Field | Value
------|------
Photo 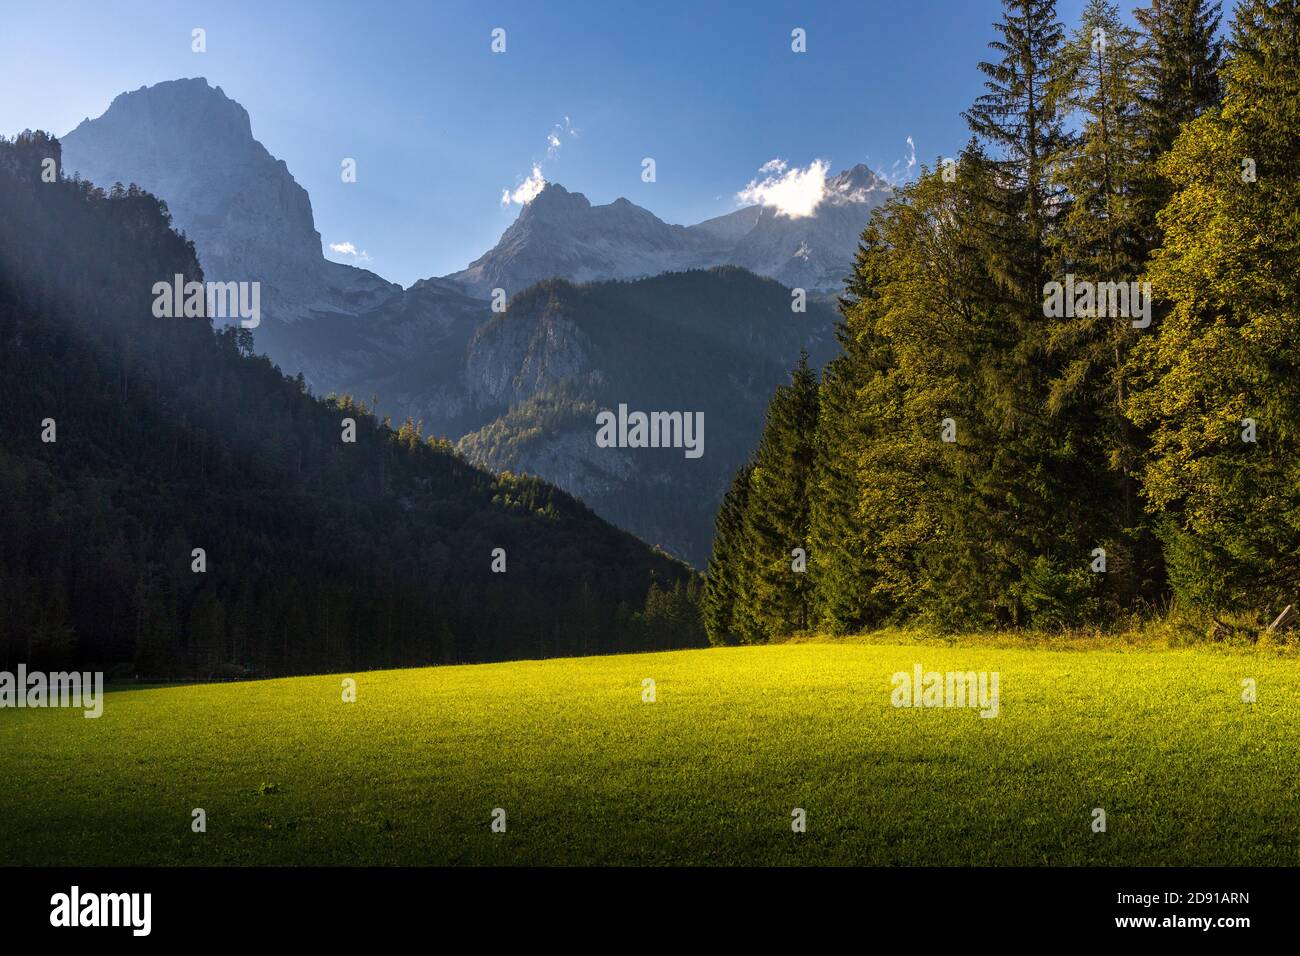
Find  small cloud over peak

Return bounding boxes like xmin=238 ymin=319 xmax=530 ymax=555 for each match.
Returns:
xmin=545 ymin=116 xmax=579 ymax=157
xmin=501 ymin=164 xmax=547 ymax=206
xmin=503 ymin=117 xmax=577 ymax=207
xmin=736 ymin=158 xmax=832 ymax=218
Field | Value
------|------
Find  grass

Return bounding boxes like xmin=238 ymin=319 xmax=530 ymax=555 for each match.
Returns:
xmin=1 ymin=638 xmax=1297 ymax=865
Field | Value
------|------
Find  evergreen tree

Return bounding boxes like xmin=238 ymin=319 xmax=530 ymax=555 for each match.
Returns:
xmin=962 ymin=0 xmax=1068 ymax=289
xmin=847 ymin=152 xmax=1080 ymax=628
xmin=703 ymin=462 xmax=753 ymax=645
xmin=960 ymin=1 xmax=1100 ymax=626
xmin=732 ymin=353 xmax=819 ymax=642
xmin=1049 ymin=0 xmax=1160 ymax=605
xmin=1134 ymin=0 xmax=1224 ymax=244
xmin=807 ymin=302 xmax=877 ymax=631
xmin=1135 ymin=0 xmax=1224 ymax=156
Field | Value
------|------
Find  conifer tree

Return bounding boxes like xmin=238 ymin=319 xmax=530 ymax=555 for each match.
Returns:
xmin=960 ymin=1 xmax=1102 ymax=624
xmin=807 ymin=248 xmax=882 ymax=634
xmin=963 ymin=0 xmax=1068 ymax=290
xmin=732 ymin=353 xmax=820 ymax=642
xmin=1049 ymin=0 xmax=1159 ymax=603
xmin=857 ymin=151 xmax=1076 ymax=627
xmin=1133 ymin=0 xmax=1224 ymax=241
xmin=1135 ymin=0 xmax=1224 ymax=156
xmin=703 ymin=462 xmax=753 ymax=645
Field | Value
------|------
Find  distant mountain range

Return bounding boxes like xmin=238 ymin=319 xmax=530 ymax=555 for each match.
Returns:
xmin=445 ymin=163 xmax=888 ymax=297
xmin=59 ymin=77 xmax=887 ymax=565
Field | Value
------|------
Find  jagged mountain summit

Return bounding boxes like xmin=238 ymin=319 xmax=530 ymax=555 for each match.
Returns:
xmin=60 ymin=78 xmax=400 ymax=325
xmin=442 ymin=165 xmax=891 ymax=298
xmin=443 ymin=183 xmax=722 ymax=298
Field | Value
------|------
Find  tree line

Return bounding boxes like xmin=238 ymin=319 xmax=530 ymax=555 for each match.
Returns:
xmin=706 ymin=0 xmax=1299 ymax=642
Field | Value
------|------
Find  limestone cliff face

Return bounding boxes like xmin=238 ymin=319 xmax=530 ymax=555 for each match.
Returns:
xmin=453 ymin=272 xmax=841 ymax=566
xmin=61 ymin=77 xmax=399 ymax=330
xmin=465 ymin=296 xmax=596 ymax=407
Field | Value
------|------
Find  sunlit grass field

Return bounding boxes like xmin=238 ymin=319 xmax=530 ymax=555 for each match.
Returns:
xmin=2 ymin=639 xmax=1297 ymax=865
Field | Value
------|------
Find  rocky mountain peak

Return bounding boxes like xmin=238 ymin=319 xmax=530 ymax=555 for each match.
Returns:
xmin=825 ymin=163 xmax=891 ymax=204
xmin=524 ymin=181 xmax=590 ymax=214
xmin=60 ymin=77 xmax=398 ymax=326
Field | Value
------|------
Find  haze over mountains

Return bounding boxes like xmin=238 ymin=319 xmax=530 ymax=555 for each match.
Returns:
xmin=59 ymin=77 xmax=888 ymax=565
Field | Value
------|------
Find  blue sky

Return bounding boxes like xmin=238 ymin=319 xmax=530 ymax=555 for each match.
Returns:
xmin=1 ymin=0 xmax=1099 ymax=287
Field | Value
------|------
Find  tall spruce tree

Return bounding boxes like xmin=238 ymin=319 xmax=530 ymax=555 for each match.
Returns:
xmin=1049 ymin=0 xmax=1160 ymax=606
xmin=807 ymin=246 xmax=885 ymax=634
xmin=961 ymin=0 xmax=1105 ymax=625
xmin=816 ymin=149 xmax=1057 ymax=630
xmin=731 ymin=352 xmax=820 ymax=642
xmin=1134 ymin=0 xmax=1224 ymax=244
xmin=1135 ymin=0 xmax=1224 ymax=155
xmin=703 ymin=462 xmax=753 ymax=645
xmin=963 ymin=0 xmax=1068 ymax=289
xmin=1127 ymin=0 xmax=1300 ymax=611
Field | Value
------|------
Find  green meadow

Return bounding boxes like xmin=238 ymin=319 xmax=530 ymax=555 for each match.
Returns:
xmin=2 ymin=639 xmax=1296 ymax=866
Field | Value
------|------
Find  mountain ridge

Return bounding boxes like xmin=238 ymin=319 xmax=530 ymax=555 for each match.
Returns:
xmin=441 ymin=167 xmax=890 ymax=298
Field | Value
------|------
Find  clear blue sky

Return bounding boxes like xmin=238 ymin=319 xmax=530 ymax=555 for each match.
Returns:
xmin=1 ymin=0 xmax=1100 ymax=287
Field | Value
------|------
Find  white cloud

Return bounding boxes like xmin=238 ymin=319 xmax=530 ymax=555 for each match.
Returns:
xmin=884 ymin=136 xmax=917 ymax=186
xmin=501 ymin=164 xmax=547 ymax=206
xmin=502 ymin=118 xmax=578 ymax=206
xmin=327 ymin=241 xmax=371 ymax=262
xmin=544 ymin=116 xmax=579 ymax=158
xmin=736 ymin=158 xmax=831 ymax=218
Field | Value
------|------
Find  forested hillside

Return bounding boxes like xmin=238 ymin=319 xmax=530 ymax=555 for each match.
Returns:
xmin=0 ymin=132 xmax=702 ymax=677
xmin=706 ymin=0 xmax=1299 ymax=643
xmin=456 ymin=268 xmax=840 ymax=565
